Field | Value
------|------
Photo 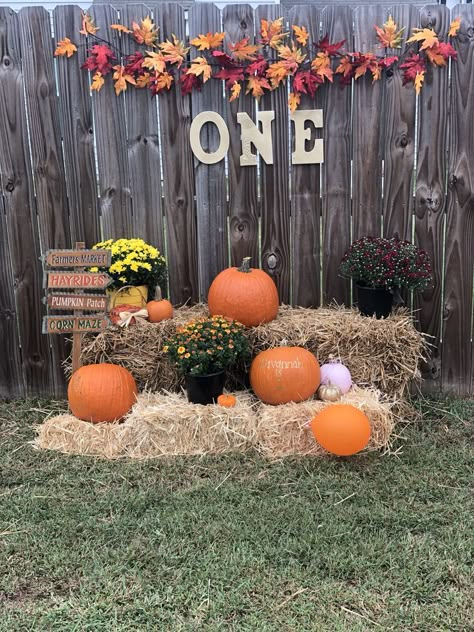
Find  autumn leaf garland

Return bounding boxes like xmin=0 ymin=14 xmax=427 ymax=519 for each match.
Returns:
xmin=55 ymin=12 xmax=461 ymax=108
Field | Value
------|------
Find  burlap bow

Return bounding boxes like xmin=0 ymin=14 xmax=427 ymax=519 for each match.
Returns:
xmin=117 ymin=309 xmax=149 ymax=327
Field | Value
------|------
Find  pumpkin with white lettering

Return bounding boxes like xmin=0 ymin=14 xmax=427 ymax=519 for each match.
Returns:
xmin=250 ymin=346 xmax=320 ymax=405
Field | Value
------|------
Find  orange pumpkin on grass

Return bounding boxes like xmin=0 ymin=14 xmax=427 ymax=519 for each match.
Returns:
xmin=68 ymin=363 xmax=137 ymax=423
xmin=146 ymin=286 xmax=173 ymax=323
xmin=208 ymin=257 xmax=279 ymax=327
xmin=250 ymin=346 xmax=320 ymax=405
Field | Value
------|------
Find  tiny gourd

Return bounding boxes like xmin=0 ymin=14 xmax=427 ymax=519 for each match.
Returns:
xmin=217 ymin=394 xmax=237 ymax=408
xmin=317 ymin=383 xmax=342 ymax=402
xmin=146 ymin=286 xmax=173 ymax=323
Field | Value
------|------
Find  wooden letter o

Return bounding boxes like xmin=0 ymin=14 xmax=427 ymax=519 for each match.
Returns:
xmin=190 ymin=111 xmax=229 ymax=164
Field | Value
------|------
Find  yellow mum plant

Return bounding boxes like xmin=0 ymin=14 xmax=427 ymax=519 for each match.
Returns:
xmin=91 ymin=238 xmax=167 ymax=289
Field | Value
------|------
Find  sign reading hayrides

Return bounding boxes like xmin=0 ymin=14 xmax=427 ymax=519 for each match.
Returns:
xmin=189 ymin=110 xmax=324 ymax=166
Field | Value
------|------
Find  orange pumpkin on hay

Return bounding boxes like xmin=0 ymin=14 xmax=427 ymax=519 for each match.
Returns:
xmin=208 ymin=257 xmax=279 ymax=327
xmin=217 ymin=394 xmax=237 ymax=408
xmin=146 ymin=286 xmax=173 ymax=323
xmin=310 ymin=404 xmax=371 ymax=456
xmin=250 ymin=346 xmax=321 ymax=405
xmin=68 ymin=363 xmax=138 ymax=423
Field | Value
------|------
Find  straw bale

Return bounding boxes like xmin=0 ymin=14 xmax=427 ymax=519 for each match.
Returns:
xmin=72 ymin=305 xmax=427 ymax=399
xmin=257 ymin=386 xmax=394 ymax=458
xmin=35 ymin=387 xmax=394 ymax=460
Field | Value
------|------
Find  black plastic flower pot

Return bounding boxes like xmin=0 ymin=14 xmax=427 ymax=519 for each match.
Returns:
xmin=185 ymin=371 xmax=225 ymax=405
xmin=356 ymin=284 xmax=394 ymax=319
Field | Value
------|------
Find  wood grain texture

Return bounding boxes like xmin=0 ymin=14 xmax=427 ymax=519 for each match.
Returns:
xmin=54 ymin=5 xmax=99 ymax=247
xmin=189 ymin=3 xmax=228 ymax=299
xmin=382 ymin=5 xmax=418 ymax=241
xmin=414 ymin=5 xmax=449 ymax=392
xmin=19 ymin=6 xmax=71 ymax=396
xmin=352 ymin=5 xmax=385 ymax=240
xmin=120 ymin=4 xmax=164 ymax=253
xmin=288 ymin=5 xmax=321 ymax=307
xmin=222 ymin=4 xmax=259 ymax=269
xmin=89 ymin=4 xmax=133 ymax=240
xmin=0 ymin=7 xmax=51 ymax=397
xmin=442 ymin=4 xmax=474 ymax=395
xmin=0 ymin=204 xmax=23 ymax=398
xmin=255 ymin=5 xmax=290 ymax=304
xmin=320 ymin=6 xmax=352 ymax=305
xmin=153 ymin=3 xmax=198 ymax=305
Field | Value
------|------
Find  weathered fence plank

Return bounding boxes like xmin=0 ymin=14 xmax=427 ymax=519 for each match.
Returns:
xmin=288 ymin=5 xmax=321 ymax=307
xmin=223 ymin=4 xmax=259 ymax=269
xmin=414 ymin=4 xmax=450 ymax=392
xmin=89 ymin=4 xmax=133 ymax=240
xmin=0 ymin=7 xmax=50 ymax=397
xmin=153 ymin=2 xmax=198 ymax=304
xmin=121 ymin=4 xmax=165 ymax=254
xmin=382 ymin=5 xmax=419 ymax=241
xmin=19 ymin=6 xmax=71 ymax=396
xmin=442 ymin=4 xmax=474 ymax=395
xmin=0 ymin=208 xmax=23 ymax=398
xmin=189 ymin=2 xmax=228 ymax=298
xmin=352 ymin=5 xmax=385 ymax=240
xmin=54 ymin=5 xmax=100 ymax=248
xmin=256 ymin=5 xmax=291 ymax=303
xmin=320 ymin=5 xmax=352 ymax=305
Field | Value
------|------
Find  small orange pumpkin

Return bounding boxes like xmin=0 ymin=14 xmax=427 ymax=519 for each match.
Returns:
xmin=250 ymin=346 xmax=321 ymax=405
xmin=208 ymin=257 xmax=279 ymax=327
xmin=146 ymin=286 xmax=173 ymax=323
xmin=68 ymin=363 xmax=137 ymax=423
xmin=217 ymin=394 xmax=237 ymax=408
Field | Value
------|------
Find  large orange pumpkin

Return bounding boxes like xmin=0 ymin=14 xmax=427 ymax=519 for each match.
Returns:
xmin=250 ymin=346 xmax=321 ymax=405
xmin=310 ymin=404 xmax=371 ymax=456
xmin=208 ymin=257 xmax=279 ymax=327
xmin=146 ymin=286 xmax=173 ymax=323
xmin=68 ymin=363 xmax=138 ymax=423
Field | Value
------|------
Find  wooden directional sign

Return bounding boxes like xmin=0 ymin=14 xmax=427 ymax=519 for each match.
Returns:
xmin=43 ymin=315 xmax=109 ymax=334
xmin=46 ymin=293 xmax=108 ymax=311
xmin=45 ymin=249 xmax=111 ymax=268
xmin=46 ymin=271 xmax=113 ymax=290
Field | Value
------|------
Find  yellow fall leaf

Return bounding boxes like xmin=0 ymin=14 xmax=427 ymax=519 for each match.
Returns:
xmin=414 ymin=70 xmax=424 ymax=95
xmin=142 ymin=51 xmax=167 ymax=73
xmin=54 ymin=37 xmax=77 ymax=58
xmin=110 ymin=24 xmax=132 ymax=34
xmin=406 ymin=28 xmax=438 ymax=51
xmin=136 ymin=73 xmax=151 ymax=88
xmin=112 ymin=65 xmax=136 ymax=95
xmin=90 ymin=71 xmax=104 ymax=92
xmin=187 ymin=57 xmax=212 ymax=83
xmin=159 ymin=35 xmax=190 ymax=67
xmin=132 ymin=17 xmax=159 ymax=47
xmin=374 ymin=15 xmax=405 ymax=48
xmin=292 ymin=25 xmax=309 ymax=47
xmin=229 ymin=81 xmax=241 ymax=102
xmin=288 ymin=92 xmax=300 ymax=112
xmin=260 ymin=18 xmax=288 ymax=49
xmin=80 ymin=12 xmax=99 ymax=36
xmin=190 ymin=32 xmax=225 ymax=50
xmin=448 ymin=17 xmax=461 ymax=38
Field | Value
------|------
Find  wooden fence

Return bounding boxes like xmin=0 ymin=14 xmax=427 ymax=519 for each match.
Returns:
xmin=0 ymin=3 xmax=473 ymax=399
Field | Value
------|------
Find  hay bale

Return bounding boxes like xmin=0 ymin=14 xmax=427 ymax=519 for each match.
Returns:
xmin=35 ymin=387 xmax=394 ymax=460
xmin=73 ymin=305 xmax=427 ymax=399
xmin=257 ymin=387 xmax=394 ymax=458
xmin=34 ymin=414 xmax=125 ymax=459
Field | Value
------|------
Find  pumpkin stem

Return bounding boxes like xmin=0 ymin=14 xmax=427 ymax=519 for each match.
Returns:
xmin=154 ymin=286 xmax=163 ymax=301
xmin=238 ymin=257 xmax=252 ymax=273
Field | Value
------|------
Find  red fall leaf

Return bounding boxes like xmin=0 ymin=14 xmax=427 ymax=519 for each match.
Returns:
xmin=316 ymin=34 xmax=345 ymax=56
xmin=82 ymin=44 xmax=116 ymax=75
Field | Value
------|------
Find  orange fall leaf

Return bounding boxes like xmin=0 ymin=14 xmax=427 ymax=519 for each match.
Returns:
xmin=187 ymin=57 xmax=212 ymax=83
xmin=229 ymin=37 xmax=260 ymax=61
xmin=110 ymin=24 xmax=132 ymax=34
xmin=132 ymin=17 xmax=159 ymax=47
xmin=288 ymin=92 xmax=301 ymax=112
xmin=191 ymin=32 xmax=225 ymax=50
xmin=159 ymin=35 xmax=190 ymax=67
xmin=80 ymin=12 xmax=99 ymax=36
xmin=406 ymin=28 xmax=439 ymax=51
xmin=54 ymin=37 xmax=77 ymax=58
xmin=414 ymin=70 xmax=424 ymax=95
xmin=142 ymin=51 xmax=167 ymax=73
xmin=113 ymin=65 xmax=136 ymax=95
xmin=260 ymin=18 xmax=287 ymax=49
xmin=448 ymin=17 xmax=461 ymax=38
xmin=90 ymin=71 xmax=104 ymax=92
xmin=229 ymin=81 xmax=241 ymax=102
xmin=374 ymin=15 xmax=405 ymax=48
xmin=292 ymin=25 xmax=309 ymax=47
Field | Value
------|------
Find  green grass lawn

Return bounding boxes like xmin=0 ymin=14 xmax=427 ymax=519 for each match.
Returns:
xmin=0 ymin=397 xmax=473 ymax=631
